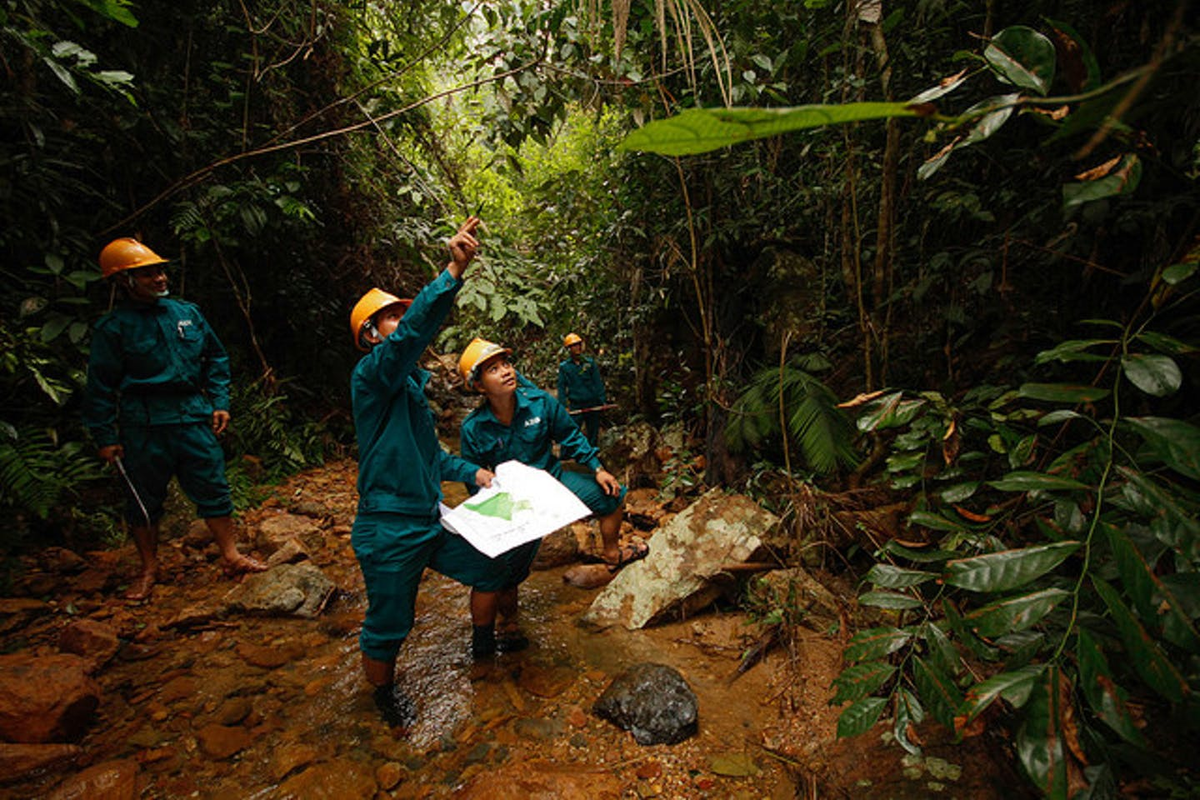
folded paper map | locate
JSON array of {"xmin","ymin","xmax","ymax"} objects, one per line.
[{"xmin": 440, "ymin": 460, "xmax": 591, "ymax": 558}]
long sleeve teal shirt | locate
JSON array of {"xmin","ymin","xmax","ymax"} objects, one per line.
[
  {"xmin": 352, "ymin": 269, "xmax": 479, "ymax": 516},
  {"xmin": 460, "ymin": 380, "xmax": 603, "ymax": 482},
  {"xmin": 555, "ymin": 355, "xmax": 606, "ymax": 410},
  {"xmin": 82, "ymin": 298, "xmax": 230, "ymax": 448}
]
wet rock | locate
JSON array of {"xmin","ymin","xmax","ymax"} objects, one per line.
[
  {"xmin": 195, "ymin": 723, "xmax": 252, "ymax": 759},
  {"xmin": 582, "ymin": 489, "xmax": 778, "ymax": 630},
  {"xmin": 514, "ymin": 717, "xmax": 564, "ymax": 740},
  {"xmin": 57, "ymin": 620, "xmax": 121, "ymax": 672},
  {"xmin": 0, "ymin": 653, "xmax": 100, "ymax": 743},
  {"xmin": 0, "ymin": 598, "xmax": 50, "ymax": 635},
  {"xmin": 163, "ymin": 602, "xmax": 222, "ymax": 630},
  {"xmin": 276, "ymin": 758, "xmax": 377, "ymax": 799},
  {"xmin": 531, "ymin": 527, "xmax": 579, "ymax": 570},
  {"xmin": 182, "ymin": 518, "xmax": 214, "ymax": 549},
  {"xmin": 222, "ymin": 563, "xmax": 335, "ymax": 618},
  {"xmin": 212, "ymin": 696, "xmax": 252, "ymax": 726},
  {"xmin": 375, "ymin": 761, "xmax": 404, "ymax": 790},
  {"xmin": 0, "ymin": 742, "xmax": 81, "ymax": 783},
  {"xmin": 270, "ymin": 742, "xmax": 320, "ymax": 782},
  {"xmin": 38, "ymin": 547, "xmax": 87, "ymax": 574},
  {"xmin": 624, "ymin": 488, "xmax": 667, "ymax": 531},
  {"xmin": 255, "ymin": 513, "xmax": 325, "ymax": 555},
  {"xmin": 517, "ymin": 664, "xmax": 575, "ymax": 698},
  {"xmin": 235, "ymin": 640, "xmax": 306, "ymax": 669},
  {"xmin": 593, "ymin": 662, "xmax": 698, "ymax": 745},
  {"xmin": 562, "ymin": 564, "xmax": 613, "ymax": 589},
  {"xmin": 264, "ymin": 537, "xmax": 310, "ymax": 568},
  {"xmin": 288, "ymin": 499, "xmax": 330, "ymax": 519},
  {"xmin": 457, "ymin": 758, "xmax": 623, "ymax": 799},
  {"xmin": 45, "ymin": 758, "xmax": 139, "ymax": 800},
  {"xmin": 70, "ymin": 568, "xmax": 116, "ymax": 595}
]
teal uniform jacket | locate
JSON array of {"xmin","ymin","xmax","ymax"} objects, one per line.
[
  {"xmin": 352, "ymin": 269, "xmax": 479, "ymax": 516},
  {"xmin": 556, "ymin": 355, "xmax": 606, "ymax": 411},
  {"xmin": 82, "ymin": 298, "xmax": 230, "ymax": 446},
  {"xmin": 460, "ymin": 381, "xmax": 603, "ymax": 478}
]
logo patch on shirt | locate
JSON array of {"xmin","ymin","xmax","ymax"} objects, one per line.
[
  {"xmin": 176, "ymin": 319, "xmax": 194, "ymax": 339},
  {"xmin": 523, "ymin": 416, "xmax": 541, "ymax": 427}
]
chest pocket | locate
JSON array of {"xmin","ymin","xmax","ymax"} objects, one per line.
[
  {"xmin": 174, "ymin": 319, "xmax": 204, "ymax": 360},
  {"xmin": 123, "ymin": 327, "xmax": 166, "ymax": 377}
]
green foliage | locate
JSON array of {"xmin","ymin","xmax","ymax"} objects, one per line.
[
  {"xmin": 0, "ymin": 424, "xmax": 107, "ymax": 523},
  {"xmin": 226, "ymin": 380, "xmax": 328, "ymax": 484},
  {"xmin": 726, "ymin": 354, "xmax": 858, "ymax": 476},
  {"xmin": 831, "ymin": 280, "xmax": 1200, "ymax": 793}
]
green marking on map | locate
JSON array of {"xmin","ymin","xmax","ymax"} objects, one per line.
[{"xmin": 464, "ymin": 492, "xmax": 533, "ymax": 521}]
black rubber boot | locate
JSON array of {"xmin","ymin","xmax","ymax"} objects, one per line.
[
  {"xmin": 495, "ymin": 630, "xmax": 530, "ymax": 653},
  {"xmin": 471, "ymin": 624, "xmax": 496, "ymax": 658},
  {"xmin": 373, "ymin": 684, "xmax": 416, "ymax": 728}
]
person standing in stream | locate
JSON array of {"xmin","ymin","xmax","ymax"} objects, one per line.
[
  {"xmin": 556, "ymin": 332, "xmax": 609, "ymax": 445},
  {"xmin": 457, "ymin": 338, "xmax": 648, "ymax": 656},
  {"xmin": 348, "ymin": 217, "xmax": 510, "ymax": 728},
  {"xmin": 82, "ymin": 237, "xmax": 266, "ymax": 602}
]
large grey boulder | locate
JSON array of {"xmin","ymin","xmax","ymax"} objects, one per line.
[
  {"xmin": 581, "ymin": 489, "xmax": 778, "ymax": 630},
  {"xmin": 222, "ymin": 563, "xmax": 335, "ymax": 618},
  {"xmin": 593, "ymin": 662, "xmax": 698, "ymax": 745}
]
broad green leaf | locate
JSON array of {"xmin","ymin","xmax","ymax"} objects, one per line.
[
  {"xmin": 75, "ymin": 0, "xmax": 140, "ymax": 27},
  {"xmin": 837, "ymin": 696, "xmax": 888, "ymax": 738},
  {"xmin": 619, "ymin": 103, "xmax": 924, "ymax": 156},
  {"xmin": 857, "ymin": 392, "xmax": 926, "ymax": 432},
  {"xmin": 1103, "ymin": 523, "xmax": 1158, "ymax": 622},
  {"xmin": 966, "ymin": 588, "xmax": 1070, "ymax": 637},
  {"xmin": 939, "ymin": 482, "xmax": 979, "ymax": 503},
  {"xmin": 893, "ymin": 688, "xmax": 925, "ymax": 756},
  {"xmin": 1093, "ymin": 577, "xmax": 1188, "ymax": 704},
  {"xmin": 945, "ymin": 541, "xmax": 1080, "ymax": 592},
  {"xmin": 844, "ymin": 626, "xmax": 912, "ymax": 662},
  {"xmin": 1124, "ymin": 417, "xmax": 1200, "ymax": 480},
  {"xmin": 1008, "ymin": 434, "xmax": 1037, "ymax": 469},
  {"xmin": 985, "ymin": 26, "xmax": 1056, "ymax": 95},
  {"xmin": 1162, "ymin": 261, "xmax": 1197, "ymax": 284},
  {"xmin": 964, "ymin": 664, "xmax": 1047, "ymax": 722},
  {"xmin": 912, "ymin": 655, "xmax": 962, "ymax": 728},
  {"xmin": 859, "ymin": 590, "xmax": 924, "ymax": 610},
  {"xmin": 866, "ymin": 564, "xmax": 938, "ymax": 589},
  {"xmin": 960, "ymin": 94, "xmax": 1018, "ymax": 146},
  {"xmin": 1122, "ymin": 353, "xmax": 1182, "ymax": 397},
  {"xmin": 908, "ymin": 71, "xmax": 969, "ymax": 104},
  {"xmin": 921, "ymin": 622, "xmax": 962, "ymax": 677},
  {"xmin": 987, "ymin": 471, "xmax": 1088, "ymax": 492},
  {"xmin": 881, "ymin": 541, "xmax": 958, "ymax": 563},
  {"xmin": 1033, "ymin": 338, "xmax": 1114, "ymax": 364},
  {"xmin": 943, "ymin": 598, "xmax": 1000, "ymax": 660},
  {"xmin": 1018, "ymin": 382, "xmax": 1110, "ymax": 403},
  {"xmin": 832, "ymin": 660, "xmax": 896, "ymax": 704},
  {"xmin": 909, "ymin": 509, "xmax": 966, "ymax": 532},
  {"xmin": 1036, "ymin": 409, "xmax": 1083, "ymax": 427},
  {"xmin": 1076, "ymin": 629, "xmax": 1144, "ymax": 745},
  {"xmin": 1133, "ymin": 331, "xmax": 1197, "ymax": 356},
  {"xmin": 1015, "ymin": 668, "xmax": 1069, "ymax": 796},
  {"xmin": 1063, "ymin": 154, "xmax": 1142, "ymax": 209},
  {"xmin": 39, "ymin": 315, "xmax": 71, "ymax": 343}
]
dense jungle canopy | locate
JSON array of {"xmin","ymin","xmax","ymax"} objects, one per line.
[{"xmin": 3, "ymin": 0, "xmax": 1199, "ymax": 795}]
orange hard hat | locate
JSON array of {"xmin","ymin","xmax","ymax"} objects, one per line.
[
  {"xmin": 458, "ymin": 337, "xmax": 512, "ymax": 388},
  {"xmin": 98, "ymin": 238, "xmax": 168, "ymax": 278},
  {"xmin": 349, "ymin": 288, "xmax": 411, "ymax": 351},
  {"xmin": 563, "ymin": 333, "xmax": 583, "ymax": 347}
]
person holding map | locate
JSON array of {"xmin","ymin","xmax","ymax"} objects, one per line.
[
  {"xmin": 457, "ymin": 337, "xmax": 648, "ymax": 656},
  {"xmin": 348, "ymin": 217, "xmax": 508, "ymax": 728}
]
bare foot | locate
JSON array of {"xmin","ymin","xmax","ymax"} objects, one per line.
[
  {"xmin": 123, "ymin": 572, "xmax": 156, "ymax": 601},
  {"xmin": 220, "ymin": 554, "xmax": 268, "ymax": 579}
]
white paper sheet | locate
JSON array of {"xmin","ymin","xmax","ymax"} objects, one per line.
[{"xmin": 440, "ymin": 460, "xmax": 592, "ymax": 558}]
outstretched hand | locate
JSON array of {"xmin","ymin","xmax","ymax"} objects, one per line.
[{"xmin": 447, "ymin": 216, "xmax": 481, "ymax": 279}]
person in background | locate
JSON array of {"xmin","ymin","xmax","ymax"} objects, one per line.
[
  {"xmin": 458, "ymin": 338, "xmax": 647, "ymax": 655},
  {"xmin": 348, "ymin": 217, "xmax": 509, "ymax": 728},
  {"xmin": 82, "ymin": 237, "xmax": 266, "ymax": 602},
  {"xmin": 556, "ymin": 332, "xmax": 608, "ymax": 445}
]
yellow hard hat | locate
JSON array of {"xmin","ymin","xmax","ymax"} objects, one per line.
[
  {"xmin": 98, "ymin": 238, "xmax": 168, "ymax": 278},
  {"xmin": 349, "ymin": 288, "xmax": 411, "ymax": 351},
  {"xmin": 458, "ymin": 337, "xmax": 512, "ymax": 388},
  {"xmin": 563, "ymin": 333, "xmax": 583, "ymax": 348}
]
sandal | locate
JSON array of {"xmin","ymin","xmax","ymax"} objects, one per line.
[{"xmin": 604, "ymin": 539, "xmax": 650, "ymax": 573}]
